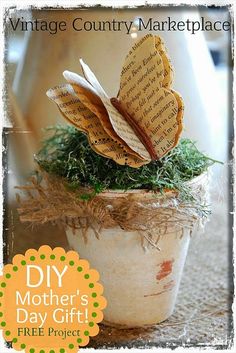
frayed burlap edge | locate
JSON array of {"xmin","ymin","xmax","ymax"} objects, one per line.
[{"xmin": 15, "ymin": 172, "xmax": 209, "ymax": 250}]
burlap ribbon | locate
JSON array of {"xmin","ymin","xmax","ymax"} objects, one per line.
[{"xmin": 16, "ymin": 172, "xmax": 209, "ymax": 248}]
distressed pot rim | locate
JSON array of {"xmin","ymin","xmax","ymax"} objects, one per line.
[{"xmin": 97, "ymin": 172, "xmax": 208, "ymax": 198}]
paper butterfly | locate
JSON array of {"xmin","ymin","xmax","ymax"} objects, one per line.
[{"xmin": 46, "ymin": 34, "xmax": 184, "ymax": 168}]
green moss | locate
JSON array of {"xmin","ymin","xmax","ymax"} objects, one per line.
[{"xmin": 35, "ymin": 124, "xmax": 219, "ymax": 200}]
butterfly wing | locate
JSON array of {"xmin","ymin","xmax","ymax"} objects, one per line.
[
  {"xmin": 63, "ymin": 70, "xmax": 148, "ymax": 162},
  {"xmin": 46, "ymin": 84, "xmax": 147, "ymax": 167},
  {"xmin": 170, "ymin": 90, "xmax": 184, "ymax": 145},
  {"xmin": 79, "ymin": 59, "xmax": 151, "ymax": 161},
  {"xmin": 154, "ymin": 36, "xmax": 174, "ymax": 89},
  {"xmin": 119, "ymin": 34, "xmax": 183, "ymax": 159}
]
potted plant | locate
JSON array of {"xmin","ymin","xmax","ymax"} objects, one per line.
[
  {"xmin": 16, "ymin": 34, "xmax": 217, "ymax": 328},
  {"xmin": 17, "ymin": 125, "xmax": 214, "ymax": 328}
]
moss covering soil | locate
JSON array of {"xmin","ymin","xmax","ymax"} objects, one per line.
[{"xmin": 35, "ymin": 125, "xmax": 219, "ymax": 203}]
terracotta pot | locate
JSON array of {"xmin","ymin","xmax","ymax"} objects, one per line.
[{"xmin": 66, "ymin": 173, "xmax": 208, "ymax": 328}]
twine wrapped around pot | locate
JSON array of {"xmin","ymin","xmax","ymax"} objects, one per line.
[{"xmin": 16, "ymin": 172, "xmax": 209, "ymax": 249}]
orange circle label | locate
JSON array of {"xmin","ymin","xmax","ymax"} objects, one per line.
[{"xmin": 0, "ymin": 246, "xmax": 107, "ymax": 352}]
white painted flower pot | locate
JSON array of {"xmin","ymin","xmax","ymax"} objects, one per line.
[{"xmin": 66, "ymin": 174, "xmax": 208, "ymax": 328}]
